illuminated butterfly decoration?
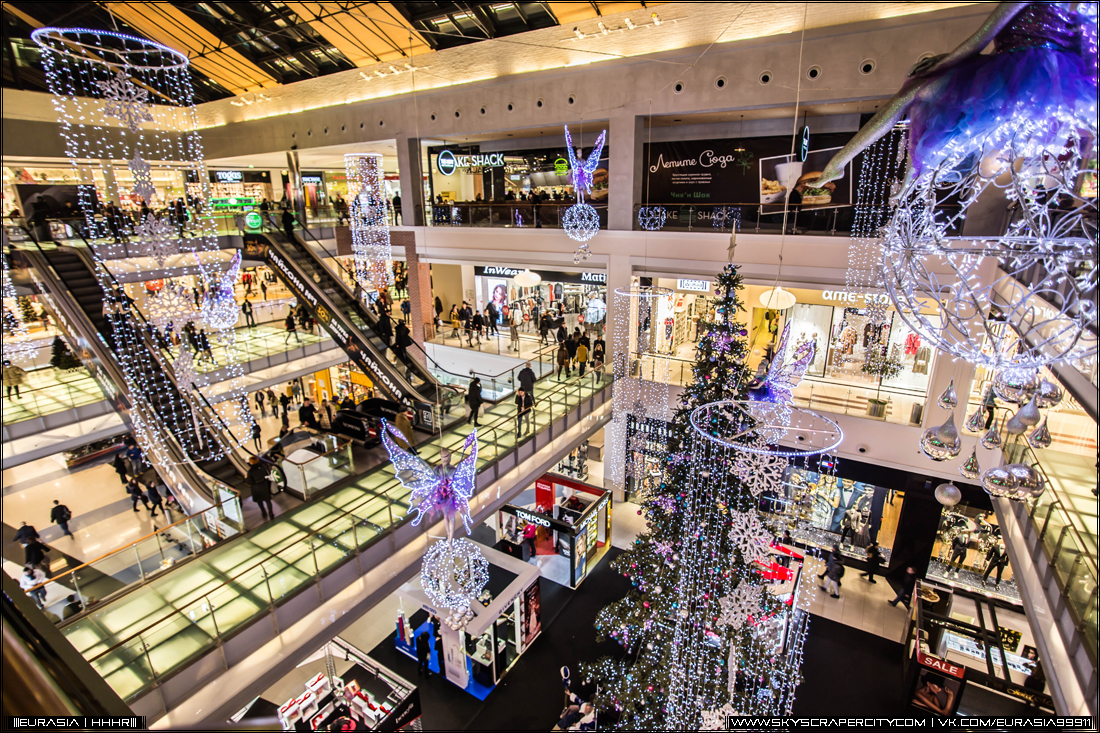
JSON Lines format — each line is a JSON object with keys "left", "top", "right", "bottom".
{"left": 201, "top": 251, "right": 242, "bottom": 330}
{"left": 749, "top": 321, "right": 815, "bottom": 405}
{"left": 381, "top": 422, "right": 479, "bottom": 535}
{"left": 564, "top": 124, "right": 606, "bottom": 202}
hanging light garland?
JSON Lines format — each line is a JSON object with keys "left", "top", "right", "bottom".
{"left": 1, "top": 242, "right": 36, "bottom": 364}
{"left": 32, "top": 27, "right": 253, "bottom": 465}
{"left": 345, "top": 153, "right": 394, "bottom": 292}
{"left": 562, "top": 124, "right": 606, "bottom": 262}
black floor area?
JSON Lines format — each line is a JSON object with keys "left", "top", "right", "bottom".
{"left": 370, "top": 546, "right": 912, "bottom": 730}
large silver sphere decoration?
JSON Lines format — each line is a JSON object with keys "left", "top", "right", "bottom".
{"left": 959, "top": 447, "right": 982, "bottom": 480}
{"left": 934, "top": 482, "right": 962, "bottom": 506}
{"left": 880, "top": 127, "right": 1098, "bottom": 373}
{"left": 1027, "top": 418, "right": 1052, "bottom": 450}
{"left": 937, "top": 379, "right": 958, "bottom": 410}
{"left": 920, "top": 413, "right": 961, "bottom": 462}
{"left": 981, "top": 466, "right": 1018, "bottom": 498}
{"left": 1034, "top": 380, "right": 1064, "bottom": 409}
{"left": 993, "top": 369, "right": 1039, "bottom": 404}
{"left": 420, "top": 538, "right": 489, "bottom": 615}
{"left": 1006, "top": 463, "right": 1045, "bottom": 499}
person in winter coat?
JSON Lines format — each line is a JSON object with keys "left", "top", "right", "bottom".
{"left": 860, "top": 541, "right": 883, "bottom": 583}
{"left": 50, "top": 500, "right": 74, "bottom": 539}
{"left": 465, "top": 377, "right": 483, "bottom": 427}
{"left": 247, "top": 456, "right": 275, "bottom": 520}
{"left": 556, "top": 343, "right": 570, "bottom": 380}
{"left": 19, "top": 565, "right": 48, "bottom": 609}
{"left": 255, "top": 389, "right": 267, "bottom": 417}
{"left": 126, "top": 477, "right": 151, "bottom": 512}
{"left": 284, "top": 313, "right": 299, "bottom": 344}
{"left": 416, "top": 631, "right": 432, "bottom": 677}
{"left": 820, "top": 549, "right": 845, "bottom": 598}
{"left": 251, "top": 421, "right": 263, "bottom": 451}
{"left": 145, "top": 480, "right": 164, "bottom": 519}
{"left": 2, "top": 359, "right": 27, "bottom": 399}
{"left": 394, "top": 410, "right": 418, "bottom": 455}
{"left": 394, "top": 321, "right": 412, "bottom": 363}
{"left": 515, "top": 387, "right": 535, "bottom": 438}
{"left": 518, "top": 361, "right": 537, "bottom": 395}
{"left": 112, "top": 452, "right": 129, "bottom": 484}
{"left": 575, "top": 341, "right": 589, "bottom": 377}
{"left": 889, "top": 566, "right": 918, "bottom": 608}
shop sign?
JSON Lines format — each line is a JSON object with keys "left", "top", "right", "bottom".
{"left": 821, "top": 290, "right": 891, "bottom": 304}
{"left": 915, "top": 650, "right": 965, "bottom": 679}
{"left": 301, "top": 175, "right": 323, "bottom": 184}
{"left": 475, "top": 265, "right": 606, "bottom": 286}
{"left": 554, "top": 158, "right": 569, "bottom": 175}
{"left": 214, "top": 170, "right": 244, "bottom": 182}
{"left": 799, "top": 125, "right": 811, "bottom": 163}
{"left": 516, "top": 509, "right": 551, "bottom": 528}
{"left": 244, "top": 211, "right": 263, "bottom": 229}
{"left": 677, "top": 278, "right": 710, "bottom": 293}
{"left": 437, "top": 149, "right": 505, "bottom": 175}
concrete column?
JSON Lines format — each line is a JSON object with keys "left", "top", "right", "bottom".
{"left": 608, "top": 109, "right": 643, "bottom": 232}
{"left": 604, "top": 252, "right": 633, "bottom": 364}
{"left": 396, "top": 133, "right": 424, "bottom": 226}
{"left": 286, "top": 150, "right": 304, "bottom": 218}
{"left": 397, "top": 231, "right": 431, "bottom": 366}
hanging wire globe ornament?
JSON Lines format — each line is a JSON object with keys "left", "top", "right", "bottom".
{"left": 420, "top": 537, "right": 489, "bottom": 617}
{"left": 934, "top": 482, "right": 962, "bottom": 506}
{"left": 690, "top": 400, "right": 843, "bottom": 457}
{"left": 637, "top": 206, "right": 667, "bottom": 231}
{"left": 881, "top": 127, "right": 1098, "bottom": 373}
{"left": 563, "top": 203, "right": 600, "bottom": 262}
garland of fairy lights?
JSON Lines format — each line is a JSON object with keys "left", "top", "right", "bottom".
{"left": 32, "top": 28, "right": 253, "bottom": 465}
{"left": 1, "top": 241, "right": 36, "bottom": 363}
{"left": 345, "top": 153, "right": 394, "bottom": 292}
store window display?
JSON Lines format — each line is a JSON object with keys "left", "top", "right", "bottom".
{"left": 927, "top": 505, "right": 1019, "bottom": 602}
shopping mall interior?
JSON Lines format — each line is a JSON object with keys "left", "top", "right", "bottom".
{"left": 1, "top": 2, "right": 1096, "bottom": 730}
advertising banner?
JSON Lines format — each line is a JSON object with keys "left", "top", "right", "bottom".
{"left": 521, "top": 580, "right": 542, "bottom": 649}
{"left": 910, "top": 650, "right": 966, "bottom": 717}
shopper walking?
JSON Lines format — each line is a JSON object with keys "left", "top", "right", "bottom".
{"left": 126, "top": 443, "right": 143, "bottom": 476}
{"left": 820, "top": 551, "right": 845, "bottom": 599}
{"left": 20, "top": 565, "right": 48, "bottom": 609}
{"left": 888, "top": 567, "right": 918, "bottom": 608}
{"left": 14, "top": 521, "right": 39, "bottom": 546}
{"left": 145, "top": 480, "right": 164, "bottom": 519}
{"left": 251, "top": 421, "right": 263, "bottom": 451}
{"left": 281, "top": 207, "right": 295, "bottom": 241}
{"left": 486, "top": 301, "right": 498, "bottom": 335}
{"left": 575, "top": 340, "right": 589, "bottom": 378}
{"left": 126, "top": 477, "right": 151, "bottom": 512}
{"left": 255, "top": 389, "right": 267, "bottom": 418}
{"left": 416, "top": 631, "right": 431, "bottom": 677}
{"left": 112, "top": 452, "right": 129, "bottom": 484}
{"left": 518, "top": 361, "right": 537, "bottom": 396}
{"left": 509, "top": 313, "right": 520, "bottom": 352}
{"left": 23, "top": 539, "right": 50, "bottom": 572}
{"left": 241, "top": 298, "right": 256, "bottom": 328}
{"left": 394, "top": 321, "right": 412, "bottom": 364}
{"left": 247, "top": 456, "right": 275, "bottom": 521}
{"left": 556, "top": 342, "right": 570, "bottom": 380}
{"left": 522, "top": 519, "right": 538, "bottom": 559}
{"left": 279, "top": 391, "right": 291, "bottom": 419}
{"left": 394, "top": 410, "right": 419, "bottom": 455}
{"left": 515, "top": 387, "right": 535, "bottom": 438}
{"left": 401, "top": 298, "right": 411, "bottom": 325}
{"left": 50, "top": 500, "right": 74, "bottom": 539}
{"left": 299, "top": 398, "right": 320, "bottom": 429}
{"left": 2, "top": 359, "right": 26, "bottom": 399}
{"left": 283, "top": 312, "right": 299, "bottom": 344}
{"left": 860, "top": 541, "right": 883, "bottom": 583}
{"left": 471, "top": 311, "right": 485, "bottom": 346}
{"left": 465, "top": 377, "right": 483, "bottom": 427}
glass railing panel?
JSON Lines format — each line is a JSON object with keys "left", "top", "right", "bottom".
{"left": 146, "top": 604, "right": 216, "bottom": 677}
{"left": 207, "top": 582, "right": 266, "bottom": 636}
{"left": 0, "top": 369, "right": 108, "bottom": 425}
{"left": 91, "top": 635, "right": 154, "bottom": 702}
{"left": 1053, "top": 529, "right": 1084, "bottom": 587}
{"left": 263, "top": 557, "right": 312, "bottom": 602}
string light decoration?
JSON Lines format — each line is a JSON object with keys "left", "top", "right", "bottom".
{"left": 345, "top": 153, "right": 394, "bottom": 291}
{"left": 1, "top": 242, "right": 36, "bottom": 363}
{"left": 420, "top": 538, "right": 489, "bottom": 628}
{"left": 563, "top": 124, "right": 606, "bottom": 262}
{"left": 637, "top": 206, "right": 667, "bottom": 231}
{"left": 201, "top": 251, "right": 243, "bottom": 330}
{"left": 32, "top": 28, "right": 254, "bottom": 464}
{"left": 582, "top": 265, "right": 811, "bottom": 729}
{"left": 608, "top": 284, "right": 674, "bottom": 488}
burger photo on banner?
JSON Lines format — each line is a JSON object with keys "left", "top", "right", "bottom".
{"left": 759, "top": 147, "right": 852, "bottom": 213}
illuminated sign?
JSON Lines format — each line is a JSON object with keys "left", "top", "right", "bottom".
{"left": 476, "top": 266, "right": 606, "bottom": 285}
{"left": 554, "top": 158, "right": 569, "bottom": 175}
{"left": 244, "top": 211, "right": 263, "bottom": 229}
{"left": 215, "top": 170, "right": 243, "bottom": 182}
{"left": 301, "top": 175, "right": 323, "bottom": 184}
{"left": 677, "top": 278, "right": 710, "bottom": 292}
{"left": 516, "top": 509, "right": 551, "bottom": 528}
{"left": 821, "top": 290, "right": 890, "bottom": 304}
{"left": 799, "top": 125, "right": 810, "bottom": 163}
{"left": 437, "top": 149, "right": 505, "bottom": 175}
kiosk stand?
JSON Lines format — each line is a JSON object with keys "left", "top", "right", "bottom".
{"left": 497, "top": 473, "right": 612, "bottom": 588}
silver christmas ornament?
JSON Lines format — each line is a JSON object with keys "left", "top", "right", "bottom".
{"left": 1016, "top": 396, "right": 1041, "bottom": 427}
{"left": 920, "top": 413, "right": 962, "bottom": 461}
{"left": 1034, "top": 380, "right": 1063, "bottom": 409}
{"left": 993, "top": 368, "right": 1039, "bottom": 404}
{"left": 964, "top": 407, "right": 986, "bottom": 433}
{"left": 1026, "top": 418, "right": 1052, "bottom": 450}
{"left": 1005, "top": 463, "right": 1045, "bottom": 499}
{"left": 959, "top": 448, "right": 982, "bottom": 479}
{"left": 937, "top": 378, "right": 958, "bottom": 410}
{"left": 1005, "top": 412, "right": 1028, "bottom": 436}
{"left": 934, "top": 482, "right": 962, "bottom": 506}
{"left": 980, "top": 419, "right": 1002, "bottom": 450}
{"left": 980, "top": 466, "right": 1018, "bottom": 497}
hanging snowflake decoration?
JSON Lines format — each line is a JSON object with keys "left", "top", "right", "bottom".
{"left": 732, "top": 452, "right": 789, "bottom": 497}
{"left": 148, "top": 282, "right": 195, "bottom": 328}
{"left": 637, "top": 206, "right": 667, "bottom": 231}
{"left": 717, "top": 581, "right": 763, "bottom": 629}
{"left": 701, "top": 704, "right": 739, "bottom": 731}
{"left": 97, "top": 70, "right": 154, "bottom": 132}
{"left": 174, "top": 345, "right": 199, "bottom": 393}
{"left": 133, "top": 215, "right": 179, "bottom": 268}
{"left": 129, "top": 152, "right": 156, "bottom": 204}
{"left": 728, "top": 509, "right": 771, "bottom": 563}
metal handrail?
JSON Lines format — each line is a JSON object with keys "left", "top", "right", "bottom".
{"left": 69, "top": 366, "right": 612, "bottom": 669}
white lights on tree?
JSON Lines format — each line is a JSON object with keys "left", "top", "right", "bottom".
{"left": 345, "top": 153, "right": 394, "bottom": 292}
{"left": 2, "top": 241, "right": 36, "bottom": 364}
{"left": 562, "top": 124, "right": 606, "bottom": 262}
{"left": 32, "top": 27, "right": 254, "bottom": 466}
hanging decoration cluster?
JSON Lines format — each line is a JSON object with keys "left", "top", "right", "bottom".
{"left": 345, "top": 153, "right": 394, "bottom": 293}
{"left": 562, "top": 124, "right": 606, "bottom": 262}
{"left": 32, "top": 28, "right": 254, "bottom": 466}
{"left": 1, "top": 239, "right": 36, "bottom": 363}
{"left": 582, "top": 265, "right": 813, "bottom": 730}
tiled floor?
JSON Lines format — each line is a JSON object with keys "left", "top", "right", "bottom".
{"left": 801, "top": 554, "right": 912, "bottom": 642}
{"left": 1, "top": 369, "right": 106, "bottom": 425}
{"left": 57, "top": 369, "right": 610, "bottom": 701}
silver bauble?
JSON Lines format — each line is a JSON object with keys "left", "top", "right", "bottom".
{"left": 937, "top": 378, "right": 958, "bottom": 410}
{"left": 964, "top": 407, "right": 986, "bottom": 433}
{"left": 959, "top": 448, "right": 982, "bottom": 479}
{"left": 934, "top": 482, "right": 962, "bottom": 506}
{"left": 1005, "top": 463, "right": 1045, "bottom": 499}
{"left": 1005, "top": 412, "right": 1028, "bottom": 436}
{"left": 920, "top": 413, "right": 962, "bottom": 462}
{"left": 1034, "top": 380, "right": 1063, "bottom": 409}
{"left": 1026, "top": 418, "right": 1052, "bottom": 450}
{"left": 993, "top": 369, "right": 1039, "bottom": 404}
{"left": 980, "top": 419, "right": 1002, "bottom": 450}
{"left": 980, "top": 466, "right": 1018, "bottom": 498}
{"left": 1016, "top": 396, "right": 1042, "bottom": 427}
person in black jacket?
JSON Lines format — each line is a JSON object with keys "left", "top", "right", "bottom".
{"left": 24, "top": 540, "right": 50, "bottom": 571}
{"left": 145, "top": 480, "right": 164, "bottom": 519}
{"left": 515, "top": 387, "right": 535, "bottom": 438}
{"left": 889, "top": 566, "right": 918, "bottom": 608}
{"left": 251, "top": 421, "right": 263, "bottom": 451}
{"left": 281, "top": 208, "right": 295, "bottom": 241}
{"left": 982, "top": 541, "right": 1010, "bottom": 585}
{"left": 50, "top": 500, "right": 74, "bottom": 538}
{"left": 284, "top": 313, "right": 299, "bottom": 344}
{"left": 126, "top": 477, "right": 151, "bottom": 512}
{"left": 247, "top": 456, "right": 275, "bottom": 520}
{"left": 518, "top": 361, "right": 537, "bottom": 395}
{"left": 470, "top": 311, "right": 485, "bottom": 346}
{"left": 394, "top": 321, "right": 412, "bottom": 364}
{"left": 14, "top": 521, "right": 39, "bottom": 545}
{"left": 112, "top": 452, "right": 129, "bottom": 484}
{"left": 466, "top": 377, "right": 483, "bottom": 427}
{"left": 416, "top": 631, "right": 432, "bottom": 677}
{"left": 860, "top": 541, "right": 883, "bottom": 584}
{"left": 299, "top": 398, "right": 320, "bottom": 429}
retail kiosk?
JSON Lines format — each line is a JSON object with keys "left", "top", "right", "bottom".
{"left": 497, "top": 473, "right": 612, "bottom": 588}
{"left": 395, "top": 542, "right": 541, "bottom": 699}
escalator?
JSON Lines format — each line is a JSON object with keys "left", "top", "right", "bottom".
{"left": 248, "top": 228, "right": 454, "bottom": 429}
{"left": 25, "top": 244, "right": 247, "bottom": 496}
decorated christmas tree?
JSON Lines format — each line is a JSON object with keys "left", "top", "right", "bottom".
{"left": 49, "top": 335, "right": 82, "bottom": 370}
{"left": 582, "top": 264, "right": 807, "bottom": 729}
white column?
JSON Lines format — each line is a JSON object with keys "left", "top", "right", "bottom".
{"left": 608, "top": 109, "right": 643, "bottom": 232}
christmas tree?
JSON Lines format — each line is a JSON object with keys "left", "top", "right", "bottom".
{"left": 582, "top": 264, "right": 807, "bottom": 729}
{"left": 17, "top": 296, "right": 36, "bottom": 324}
{"left": 49, "top": 335, "right": 82, "bottom": 370}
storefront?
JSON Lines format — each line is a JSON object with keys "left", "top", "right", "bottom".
{"left": 926, "top": 502, "right": 1018, "bottom": 604}
{"left": 204, "top": 169, "right": 273, "bottom": 208}
{"left": 5, "top": 165, "right": 187, "bottom": 213}
{"left": 624, "top": 413, "right": 673, "bottom": 503}
{"left": 649, "top": 277, "right": 722, "bottom": 356}
{"left": 496, "top": 473, "right": 612, "bottom": 588}
{"left": 395, "top": 543, "right": 541, "bottom": 699}
{"left": 231, "top": 636, "right": 421, "bottom": 730}
{"left": 472, "top": 265, "right": 607, "bottom": 334}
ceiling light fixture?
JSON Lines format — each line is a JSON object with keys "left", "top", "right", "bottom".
{"left": 514, "top": 269, "right": 542, "bottom": 287}
{"left": 759, "top": 287, "right": 796, "bottom": 310}
{"left": 734, "top": 115, "right": 746, "bottom": 152}
{"left": 573, "top": 27, "right": 585, "bottom": 40}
